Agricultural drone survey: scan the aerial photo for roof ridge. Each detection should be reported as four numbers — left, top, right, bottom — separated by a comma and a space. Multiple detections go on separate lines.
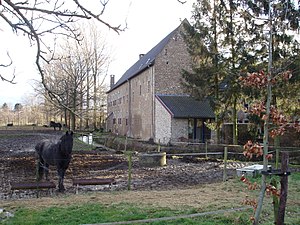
108, 20, 188, 93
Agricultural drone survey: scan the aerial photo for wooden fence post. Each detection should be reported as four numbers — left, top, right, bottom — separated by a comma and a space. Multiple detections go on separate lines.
205, 142, 208, 158
157, 139, 161, 152
277, 151, 289, 225
124, 137, 132, 191
127, 151, 132, 191
274, 136, 280, 169
223, 147, 228, 182
124, 136, 128, 152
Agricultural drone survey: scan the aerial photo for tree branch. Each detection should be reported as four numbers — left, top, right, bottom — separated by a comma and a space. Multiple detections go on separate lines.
1, 0, 126, 85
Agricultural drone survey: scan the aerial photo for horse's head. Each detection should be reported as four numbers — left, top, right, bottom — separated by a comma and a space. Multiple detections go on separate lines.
60, 131, 74, 155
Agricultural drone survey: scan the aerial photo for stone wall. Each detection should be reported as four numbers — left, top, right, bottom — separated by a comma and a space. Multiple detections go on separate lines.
155, 97, 172, 144
107, 82, 129, 135
129, 68, 154, 139
107, 67, 155, 139
155, 28, 191, 95
171, 118, 188, 143
107, 22, 191, 142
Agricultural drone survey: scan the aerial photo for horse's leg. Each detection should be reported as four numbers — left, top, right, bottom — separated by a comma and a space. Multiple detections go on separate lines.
57, 168, 66, 192
45, 163, 50, 181
37, 158, 44, 181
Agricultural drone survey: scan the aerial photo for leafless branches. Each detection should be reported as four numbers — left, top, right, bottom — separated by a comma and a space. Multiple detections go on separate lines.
38, 24, 111, 129
0, 0, 125, 97
177, 0, 187, 4
0, 52, 16, 83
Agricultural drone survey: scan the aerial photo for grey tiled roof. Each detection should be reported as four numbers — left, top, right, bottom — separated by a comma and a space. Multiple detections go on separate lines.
156, 95, 215, 119
108, 21, 185, 93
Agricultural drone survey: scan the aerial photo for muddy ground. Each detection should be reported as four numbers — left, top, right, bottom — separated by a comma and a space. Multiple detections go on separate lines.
0, 129, 250, 200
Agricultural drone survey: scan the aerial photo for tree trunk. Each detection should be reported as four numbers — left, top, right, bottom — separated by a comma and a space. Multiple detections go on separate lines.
253, 1, 273, 223
232, 96, 238, 145
85, 74, 90, 129
93, 71, 97, 130
79, 81, 84, 130
213, 0, 220, 144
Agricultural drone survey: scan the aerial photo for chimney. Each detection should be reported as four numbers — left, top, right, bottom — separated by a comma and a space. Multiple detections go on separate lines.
139, 54, 145, 59
110, 75, 115, 89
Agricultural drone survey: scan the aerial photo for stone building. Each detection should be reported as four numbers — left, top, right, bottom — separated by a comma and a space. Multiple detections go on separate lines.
107, 19, 215, 144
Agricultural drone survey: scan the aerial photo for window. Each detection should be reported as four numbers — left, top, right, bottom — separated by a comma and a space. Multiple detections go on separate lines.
118, 118, 122, 124
113, 118, 116, 124
139, 85, 142, 95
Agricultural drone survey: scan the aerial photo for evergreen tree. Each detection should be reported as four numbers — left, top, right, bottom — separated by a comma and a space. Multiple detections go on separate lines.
183, 0, 299, 145
183, 0, 256, 144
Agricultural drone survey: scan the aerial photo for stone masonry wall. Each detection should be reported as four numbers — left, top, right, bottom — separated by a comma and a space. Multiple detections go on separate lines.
107, 22, 192, 141
155, 97, 172, 144
129, 68, 154, 139
107, 83, 129, 135
171, 118, 188, 143
155, 27, 191, 95
107, 67, 154, 139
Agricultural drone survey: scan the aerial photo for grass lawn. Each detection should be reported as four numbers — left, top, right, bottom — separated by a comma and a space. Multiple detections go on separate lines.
1, 171, 299, 225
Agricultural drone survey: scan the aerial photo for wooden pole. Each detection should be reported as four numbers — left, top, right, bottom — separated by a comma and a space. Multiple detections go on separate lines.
127, 151, 132, 191
157, 139, 161, 152
277, 151, 289, 225
223, 147, 228, 182
205, 141, 208, 159
124, 137, 132, 191
275, 136, 280, 169
271, 177, 279, 223
124, 136, 128, 152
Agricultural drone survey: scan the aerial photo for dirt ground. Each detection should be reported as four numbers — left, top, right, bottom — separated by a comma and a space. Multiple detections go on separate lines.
0, 129, 250, 201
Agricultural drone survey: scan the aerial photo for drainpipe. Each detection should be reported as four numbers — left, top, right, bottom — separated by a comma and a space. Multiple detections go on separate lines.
151, 66, 155, 140
128, 79, 132, 137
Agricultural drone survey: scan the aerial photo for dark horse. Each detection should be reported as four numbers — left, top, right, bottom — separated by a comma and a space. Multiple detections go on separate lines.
50, 121, 62, 130
35, 131, 74, 192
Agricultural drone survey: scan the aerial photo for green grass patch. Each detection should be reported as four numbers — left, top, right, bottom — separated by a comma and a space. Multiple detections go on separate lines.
1, 160, 299, 225
72, 136, 95, 151
1, 203, 251, 225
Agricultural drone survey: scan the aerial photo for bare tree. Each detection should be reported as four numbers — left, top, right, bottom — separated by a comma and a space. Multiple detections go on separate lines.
0, 0, 124, 90
0, 102, 11, 125
39, 24, 111, 130
80, 23, 111, 130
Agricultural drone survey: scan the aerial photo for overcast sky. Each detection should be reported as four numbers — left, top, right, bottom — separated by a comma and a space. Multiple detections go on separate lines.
0, 0, 194, 106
